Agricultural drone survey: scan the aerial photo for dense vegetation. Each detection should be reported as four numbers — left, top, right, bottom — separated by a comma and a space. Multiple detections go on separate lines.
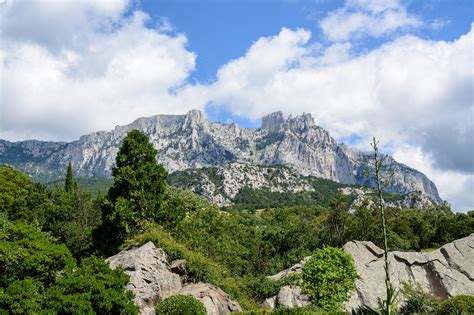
1, 130, 473, 313
155, 295, 207, 315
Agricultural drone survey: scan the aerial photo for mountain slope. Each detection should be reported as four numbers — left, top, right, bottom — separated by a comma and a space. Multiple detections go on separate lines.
0, 109, 441, 203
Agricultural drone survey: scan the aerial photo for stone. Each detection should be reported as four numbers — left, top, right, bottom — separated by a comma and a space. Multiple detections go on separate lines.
276, 286, 312, 308
106, 242, 182, 315
268, 256, 311, 281
264, 235, 474, 312
342, 233, 474, 312
178, 282, 242, 315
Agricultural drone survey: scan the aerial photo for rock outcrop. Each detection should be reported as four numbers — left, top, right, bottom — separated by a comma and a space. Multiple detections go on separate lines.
106, 242, 182, 314
264, 234, 474, 311
179, 282, 242, 315
106, 242, 241, 315
343, 233, 474, 311
0, 110, 441, 203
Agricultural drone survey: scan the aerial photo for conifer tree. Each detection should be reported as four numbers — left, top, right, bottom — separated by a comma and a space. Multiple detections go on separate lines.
64, 161, 75, 192
95, 130, 167, 252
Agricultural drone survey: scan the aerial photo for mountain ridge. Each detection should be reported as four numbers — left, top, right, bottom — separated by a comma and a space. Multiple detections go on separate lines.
0, 109, 442, 203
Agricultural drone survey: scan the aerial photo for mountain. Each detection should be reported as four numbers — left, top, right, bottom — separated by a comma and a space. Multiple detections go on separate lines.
168, 162, 438, 209
0, 109, 441, 203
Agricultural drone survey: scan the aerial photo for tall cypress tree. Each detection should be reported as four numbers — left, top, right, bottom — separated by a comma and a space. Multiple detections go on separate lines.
65, 161, 75, 192
95, 130, 167, 253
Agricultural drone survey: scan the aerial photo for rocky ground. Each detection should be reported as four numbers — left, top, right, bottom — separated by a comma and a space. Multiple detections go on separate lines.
106, 234, 473, 314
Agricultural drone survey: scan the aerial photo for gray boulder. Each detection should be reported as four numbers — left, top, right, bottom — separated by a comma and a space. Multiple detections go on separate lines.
343, 233, 474, 311
264, 234, 474, 312
106, 242, 182, 314
276, 286, 312, 308
268, 256, 311, 281
178, 282, 242, 315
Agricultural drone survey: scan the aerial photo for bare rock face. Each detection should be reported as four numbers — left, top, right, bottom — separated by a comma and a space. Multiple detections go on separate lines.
106, 242, 182, 315
178, 282, 242, 315
264, 234, 474, 312
106, 242, 242, 315
268, 256, 311, 281
0, 110, 441, 203
276, 286, 312, 309
342, 233, 474, 311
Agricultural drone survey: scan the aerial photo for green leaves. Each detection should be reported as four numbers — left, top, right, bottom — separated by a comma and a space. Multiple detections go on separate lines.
302, 246, 357, 311
96, 130, 168, 252
0, 219, 137, 314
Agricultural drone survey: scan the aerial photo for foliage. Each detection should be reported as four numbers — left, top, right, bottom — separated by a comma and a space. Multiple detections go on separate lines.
95, 130, 167, 251
0, 165, 53, 227
322, 194, 350, 247
46, 185, 102, 257
301, 246, 357, 311
45, 256, 138, 314
0, 218, 74, 287
126, 222, 256, 310
158, 185, 210, 231
399, 282, 440, 314
155, 294, 206, 315
64, 161, 76, 192
439, 295, 474, 315
0, 218, 137, 314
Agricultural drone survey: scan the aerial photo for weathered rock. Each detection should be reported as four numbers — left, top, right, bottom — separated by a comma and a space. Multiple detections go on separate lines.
268, 256, 311, 281
170, 259, 187, 276
276, 286, 312, 308
343, 233, 474, 311
0, 110, 441, 203
265, 235, 474, 312
178, 282, 242, 315
106, 242, 182, 315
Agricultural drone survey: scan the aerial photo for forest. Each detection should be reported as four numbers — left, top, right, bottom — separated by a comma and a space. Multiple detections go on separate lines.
1, 130, 473, 314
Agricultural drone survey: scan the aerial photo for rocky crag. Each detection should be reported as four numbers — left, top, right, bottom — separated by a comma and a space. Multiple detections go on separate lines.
107, 241, 242, 315
264, 234, 474, 311
0, 110, 441, 203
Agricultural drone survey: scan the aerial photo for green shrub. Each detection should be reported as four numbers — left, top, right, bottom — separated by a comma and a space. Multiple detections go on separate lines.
126, 223, 256, 310
155, 295, 206, 315
399, 282, 440, 314
301, 247, 357, 311
439, 295, 474, 315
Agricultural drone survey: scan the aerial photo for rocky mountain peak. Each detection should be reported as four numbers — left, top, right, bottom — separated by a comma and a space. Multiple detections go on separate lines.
0, 110, 442, 203
182, 109, 206, 130
261, 111, 285, 133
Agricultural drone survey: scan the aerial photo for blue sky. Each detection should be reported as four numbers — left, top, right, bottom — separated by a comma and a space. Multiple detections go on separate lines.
137, 0, 473, 129
137, 0, 473, 83
0, 0, 473, 211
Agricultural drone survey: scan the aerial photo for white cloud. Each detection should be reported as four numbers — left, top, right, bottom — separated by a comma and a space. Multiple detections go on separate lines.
320, 0, 422, 41
200, 25, 473, 211
1, 1, 200, 141
393, 145, 473, 212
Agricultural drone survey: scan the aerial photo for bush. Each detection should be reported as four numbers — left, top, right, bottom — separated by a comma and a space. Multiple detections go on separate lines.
126, 223, 256, 310
439, 295, 474, 315
301, 247, 357, 311
399, 282, 440, 314
155, 295, 206, 315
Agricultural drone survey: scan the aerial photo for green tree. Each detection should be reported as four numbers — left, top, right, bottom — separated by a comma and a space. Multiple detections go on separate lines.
64, 161, 76, 192
46, 186, 102, 257
95, 130, 167, 251
0, 218, 137, 314
0, 165, 52, 227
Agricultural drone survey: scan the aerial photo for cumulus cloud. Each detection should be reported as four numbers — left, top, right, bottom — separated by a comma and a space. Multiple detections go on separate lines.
320, 0, 422, 41
1, 0, 200, 141
200, 25, 473, 211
